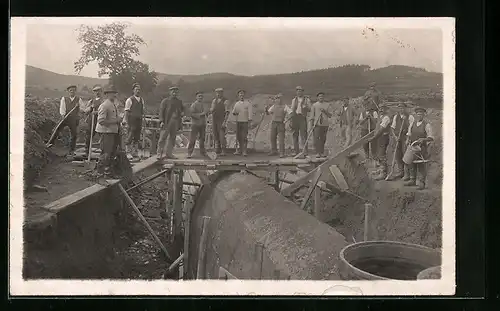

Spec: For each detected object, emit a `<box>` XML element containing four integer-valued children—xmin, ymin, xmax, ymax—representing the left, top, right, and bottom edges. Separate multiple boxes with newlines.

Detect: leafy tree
<box><xmin>73</xmin><ymin>22</ymin><xmax>157</xmax><ymax>94</ymax></box>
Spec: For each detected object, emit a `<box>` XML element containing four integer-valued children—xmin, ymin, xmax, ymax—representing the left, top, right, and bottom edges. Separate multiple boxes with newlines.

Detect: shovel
<box><xmin>385</xmin><ymin>120</ymin><xmax>405</xmax><ymax>181</ymax></box>
<box><xmin>294</xmin><ymin>111</ymin><xmax>322</xmax><ymax>159</ymax></box>
<box><xmin>85</xmin><ymin>112</ymin><xmax>98</xmax><ymax>170</ymax></box>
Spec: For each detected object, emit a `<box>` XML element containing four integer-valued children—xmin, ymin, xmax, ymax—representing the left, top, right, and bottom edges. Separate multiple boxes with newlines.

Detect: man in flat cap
<box><xmin>83</xmin><ymin>85</ymin><xmax>104</xmax><ymax>155</ymax></box>
<box><xmin>123</xmin><ymin>82</ymin><xmax>145</xmax><ymax>161</ymax></box>
<box><xmin>231</xmin><ymin>89</ymin><xmax>253</xmax><ymax>156</ymax></box>
<box><xmin>358</xmin><ymin>98</ymin><xmax>379</xmax><ymax>160</ymax></box>
<box><xmin>157</xmin><ymin>86</ymin><xmax>184</xmax><ymax>159</ymax></box>
<box><xmin>387</xmin><ymin>102</ymin><xmax>415</xmax><ymax>181</ymax></box>
<box><xmin>370</xmin><ymin>104</ymin><xmax>392</xmax><ymax>180</ymax></box>
<box><xmin>95</xmin><ymin>86</ymin><xmax>121</xmax><ymax>177</ymax></box>
<box><xmin>404</xmin><ymin>106</ymin><xmax>434</xmax><ymax>190</ymax></box>
<box><xmin>310</xmin><ymin>92</ymin><xmax>332</xmax><ymax>157</ymax></box>
<box><xmin>338</xmin><ymin>96</ymin><xmax>356</xmax><ymax>148</ymax></box>
<box><xmin>265</xmin><ymin>93</ymin><xmax>291</xmax><ymax>157</ymax></box>
<box><xmin>290</xmin><ymin>86</ymin><xmax>312</xmax><ymax>158</ymax></box>
<box><xmin>210</xmin><ymin>87</ymin><xmax>230</xmax><ymax>156</ymax></box>
<box><xmin>187</xmin><ymin>91</ymin><xmax>209</xmax><ymax>158</ymax></box>
<box><xmin>53</xmin><ymin>85</ymin><xmax>86</xmax><ymax>156</ymax></box>
<box><xmin>364</xmin><ymin>82</ymin><xmax>381</xmax><ymax>111</ymax></box>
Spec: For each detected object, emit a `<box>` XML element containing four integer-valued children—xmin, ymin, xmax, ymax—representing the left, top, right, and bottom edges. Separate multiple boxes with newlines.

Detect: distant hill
<box><xmin>157</xmin><ymin>72</ymin><xmax>240</xmax><ymax>84</ymax></box>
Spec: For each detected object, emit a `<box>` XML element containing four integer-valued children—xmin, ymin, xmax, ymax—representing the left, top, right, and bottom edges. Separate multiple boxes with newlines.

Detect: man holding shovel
<box><xmin>55</xmin><ymin>85</ymin><xmax>86</xmax><ymax>156</ymax></box>
<box><xmin>187</xmin><ymin>92</ymin><xmax>209</xmax><ymax>158</ymax></box>
<box><xmin>386</xmin><ymin>102</ymin><xmax>415</xmax><ymax>181</ymax></box>
<box><xmin>290</xmin><ymin>86</ymin><xmax>311</xmax><ymax>158</ymax></box>
<box><xmin>371</xmin><ymin>105</ymin><xmax>392</xmax><ymax>181</ymax></box>
<box><xmin>265</xmin><ymin>93</ymin><xmax>291</xmax><ymax>157</ymax></box>
<box><xmin>310</xmin><ymin>92</ymin><xmax>332</xmax><ymax>158</ymax></box>
<box><xmin>83</xmin><ymin>85</ymin><xmax>103</xmax><ymax>156</ymax></box>
<box><xmin>210</xmin><ymin>87</ymin><xmax>230</xmax><ymax>156</ymax></box>
<box><xmin>123</xmin><ymin>83</ymin><xmax>145</xmax><ymax>162</ymax></box>
<box><xmin>358</xmin><ymin>99</ymin><xmax>379</xmax><ymax>161</ymax></box>
<box><xmin>403</xmin><ymin>107</ymin><xmax>434</xmax><ymax>190</ymax></box>
<box><xmin>157</xmin><ymin>86</ymin><xmax>184</xmax><ymax>159</ymax></box>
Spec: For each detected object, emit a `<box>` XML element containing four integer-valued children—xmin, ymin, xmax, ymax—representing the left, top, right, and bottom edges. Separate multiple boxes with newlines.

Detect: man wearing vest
<box><xmin>123</xmin><ymin>83</ymin><xmax>145</xmax><ymax>161</ymax></box>
<box><xmin>231</xmin><ymin>89</ymin><xmax>253</xmax><ymax>156</ymax></box>
<box><xmin>83</xmin><ymin>85</ymin><xmax>103</xmax><ymax>155</ymax></box>
<box><xmin>188</xmin><ymin>92</ymin><xmax>209</xmax><ymax>158</ymax></box>
<box><xmin>339</xmin><ymin>96</ymin><xmax>356</xmax><ymax>148</ymax></box>
<box><xmin>96</xmin><ymin>86</ymin><xmax>121</xmax><ymax>177</ymax></box>
<box><xmin>387</xmin><ymin>102</ymin><xmax>415</xmax><ymax>181</ymax></box>
<box><xmin>157</xmin><ymin>86</ymin><xmax>184</xmax><ymax>159</ymax></box>
<box><xmin>265</xmin><ymin>93</ymin><xmax>291</xmax><ymax>157</ymax></box>
<box><xmin>290</xmin><ymin>86</ymin><xmax>311</xmax><ymax>158</ymax></box>
<box><xmin>404</xmin><ymin>107</ymin><xmax>434</xmax><ymax>190</ymax></box>
<box><xmin>56</xmin><ymin>85</ymin><xmax>86</xmax><ymax>156</ymax></box>
<box><xmin>358</xmin><ymin>101</ymin><xmax>379</xmax><ymax>160</ymax></box>
<box><xmin>371</xmin><ymin>105</ymin><xmax>392</xmax><ymax>180</ymax></box>
<box><xmin>364</xmin><ymin>82</ymin><xmax>381</xmax><ymax>111</ymax></box>
<box><xmin>210</xmin><ymin>87</ymin><xmax>230</xmax><ymax>156</ymax></box>
<box><xmin>311</xmin><ymin>92</ymin><xmax>332</xmax><ymax>158</ymax></box>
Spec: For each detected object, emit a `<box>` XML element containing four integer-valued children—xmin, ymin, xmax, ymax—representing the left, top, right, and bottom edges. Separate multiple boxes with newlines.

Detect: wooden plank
<box><xmin>299</xmin><ymin>169</ymin><xmax>323</xmax><ymax>211</ymax></box>
<box><xmin>329</xmin><ymin>165</ymin><xmax>349</xmax><ymax>191</ymax></box>
<box><xmin>281</xmin><ymin>131</ymin><xmax>375</xmax><ymax>197</ymax></box>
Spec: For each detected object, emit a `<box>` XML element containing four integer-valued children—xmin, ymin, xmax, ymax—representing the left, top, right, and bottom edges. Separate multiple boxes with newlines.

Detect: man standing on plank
<box><xmin>290</xmin><ymin>86</ymin><xmax>311</xmax><ymax>158</ymax></box>
<box><xmin>370</xmin><ymin>105</ymin><xmax>392</xmax><ymax>180</ymax></box>
<box><xmin>338</xmin><ymin>96</ymin><xmax>356</xmax><ymax>148</ymax></box>
<box><xmin>95</xmin><ymin>86</ymin><xmax>121</xmax><ymax>178</ymax></box>
<box><xmin>210</xmin><ymin>87</ymin><xmax>230</xmax><ymax>156</ymax></box>
<box><xmin>157</xmin><ymin>86</ymin><xmax>184</xmax><ymax>159</ymax></box>
<box><xmin>83</xmin><ymin>85</ymin><xmax>103</xmax><ymax>155</ymax></box>
<box><xmin>265</xmin><ymin>93</ymin><xmax>290</xmax><ymax>157</ymax></box>
<box><xmin>404</xmin><ymin>106</ymin><xmax>434</xmax><ymax>190</ymax></box>
<box><xmin>187</xmin><ymin>91</ymin><xmax>209</xmax><ymax>158</ymax></box>
<box><xmin>387</xmin><ymin>102</ymin><xmax>415</xmax><ymax>181</ymax></box>
<box><xmin>231</xmin><ymin>89</ymin><xmax>253</xmax><ymax>156</ymax></box>
<box><xmin>123</xmin><ymin>82</ymin><xmax>145</xmax><ymax>161</ymax></box>
<box><xmin>358</xmin><ymin>99</ymin><xmax>379</xmax><ymax>160</ymax></box>
<box><xmin>56</xmin><ymin>85</ymin><xmax>86</xmax><ymax>156</ymax></box>
<box><xmin>310</xmin><ymin>92</ymin><xmax>332</xmax><ymax>158</ymax></box>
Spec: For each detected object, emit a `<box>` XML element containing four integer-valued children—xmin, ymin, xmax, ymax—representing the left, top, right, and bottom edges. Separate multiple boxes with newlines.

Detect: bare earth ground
<box><xmin>22</xmin><ymin>93</ymin><xmax>443</xmax><ymax>278</ymax></box>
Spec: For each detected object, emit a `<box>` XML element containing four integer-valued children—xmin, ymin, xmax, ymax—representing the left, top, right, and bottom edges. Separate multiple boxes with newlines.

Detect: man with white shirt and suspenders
<box><xmin>123</xmin><ymin>83</ymin><xmax>145</xmax><ymax>161</ymax></box>
<box><xmin>265</xmin><ymin>93</ymin><xmax>290</xmax><ymax>157</ymax></box>
<box><xmin>231</xmin><ymin>89</ymin><xmax>253</xmax><ymax>156</ymax></box>
<box><xmin>56</xmin><ymin>85</ymin><xmax>86</xmax><ymax>156</ymax></box>
<box><xmin>290</xmin><ymin>86</ymin><xmax>311</xmax><ymax>158</ymax></box>
<box><xmin>387</xmin><ymin>102</ymin><xmax>415</xmax><ymax>181</ymax></box>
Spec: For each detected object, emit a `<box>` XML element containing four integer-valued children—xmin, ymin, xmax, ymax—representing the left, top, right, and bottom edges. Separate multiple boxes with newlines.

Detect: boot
<box><xmin>404</xmin><ymin>179</ymin><xmax>416</xmax><ymax>186</ymax></box>
<box><xmin>220</xmin><ymin>149</ymin><xmax>226</xmax><ymax>156</ymax></box>
<box><xmin>268</xmin><ymin>151</ymin><xmax>278</xmax><ymax>156</ymax></box>
<box><xmin>373</xmin><ymin>169</ymin><xmax>387</xmax><ymax>181</ymax></box>
<box><xmin>402</xmin><ymin>165</ymin><xmax>411</xmax><ymax>181</ymax></box>
<box><xmin>417</xmin><ymin>182</ymin><xmax>426</xmax><ymax>190</ymax></box>
<box><xmin>279</xmin><ymin>152</ymin><xmax>285</xmax><ymax>158</ymax></box>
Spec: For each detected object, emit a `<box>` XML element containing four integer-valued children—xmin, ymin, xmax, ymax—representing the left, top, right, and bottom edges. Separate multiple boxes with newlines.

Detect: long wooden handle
<box><xmin>46</xmin><ymin>104</ymin><xmax>80</xmax><ymax>147</ymax></box>
<box><xmin>385</xmin><ymin>121</ymin><xmax>405</xmax><ymax>179</ymax></box>
<box><xmin>87</xmin><ymin>112</ymin><xmax>95</xmax><ymax>162</ymax></box>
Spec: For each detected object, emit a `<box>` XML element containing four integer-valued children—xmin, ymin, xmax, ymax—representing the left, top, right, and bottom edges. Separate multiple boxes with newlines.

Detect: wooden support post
<box><xmin>150</xmin><ymin>130</ymin><xmax>158</xmax><ymax>156</ymax></box>
<box><xmin>281</xmin><ymin>131</ymin><xmax>375</xmax><ymax>197</ymax></box>
<box><xmin>273</xmin><ymin>170</ymin><xmax>280</xmax><ymax>192</ymax></box>
<box><xmin>172</xmin><ymin>169</ymin><xmax>184</xmax><ymax>253</ymax></box>
<box><xmin>299</xmin><ymin>169</ymin><xmax>323</xmax><ymax>211</ymax></box>
<box><xmin>117</xmin><ymin>184</ymin><xmax>172</xmax><ymax>261</ymax></box>
<box><xmin>196</xmin><ymin>216</ymin><xmax>211</xmax><ymax>279</ymax></box>
<box><xmin>313</xmin><ymin>185</ymin><xmax>321</xmax><ymax>218</ymax></box>
<box><xmin>183</xmin><ymin>199</ymin><xmax>192</xmax><ymax>280</ymax></box>
<box><xmin>166</xmin><ymin>253</ymin><xmax>184</xmax><ymax>273</ymax></box>
<box><xmin>364</xmin><ymin>203</ymin><xmax>373</xmax><ymax>241</ymax></box>
<box><xmin>255</xmin><ymin>242</ymin><xmax>265</xmax><ymax>280</ymax></box>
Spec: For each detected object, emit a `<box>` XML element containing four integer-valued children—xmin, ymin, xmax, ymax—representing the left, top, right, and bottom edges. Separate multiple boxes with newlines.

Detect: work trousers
<box><xmin>341</xmin><ymin>124</ymin><xmax>353</xmax><ymax>148</ymax></box>
<box><xmin>360</xmin><ymin>128</ymin><xmax>377</xmax><ymax>159</ymax></box>
<box><xmin>85</xmin><ymin>114</ymin><xmax>98</xmax><ymax>152</ymax></box>
<box><xmin>235</xmin><ymin>121</ymin><xmax>249</xmax><ymax>154</ymax></box>
<box><xmin>157</xmin><ymin>119</ymin><xmax>180</xmax><ymax>157</ymax></box>
<box><xmin>394</xmin><ymin>139</ymin><xmax>406</xmax><ymax>174</ymax></box>
<box><xmin>126</xmin><ymin>116</ymin><xmax>142</xmax><ymax>145</ymax></box>
<box><xmin>407</xmin><ymin>145</ymin><xmax>428</xmax><ymax>186</ymax></box>
<box><xmin>376</xmin><ymin>134</ymin><xmax>390</xmax><ymax>173</ymax></box>
<box><xmin>98</xmin><ymin>132</ymin><xmax>119</xmax><ymax>174</ymax></box>
<box><xmin>212</xmin><ymin>120</ymin><xmax>227</xmax><ymax>153</ymax></box>
<box><xmin>291</xmin><ymin>114</ymin><xmax>308</xmax><ymax>154</ymax></box>
<box><xmin>270</xmin><ymin>121</ymin><xmax>285</xmax><ymax>154</ymax></box>
<box><xmin>313</xmin><ymin>125</ymin><xmax>329</xmax><ymax>155</ymax></box>
<box><xmin>188</xmin><ymin>123</ymin><xmax>206</xmax><ymax>155</ymax></box>
<box><xmin>54</xmin><ymin>116</ymin><xmax>79</xmax><ymax>152</ymax></box>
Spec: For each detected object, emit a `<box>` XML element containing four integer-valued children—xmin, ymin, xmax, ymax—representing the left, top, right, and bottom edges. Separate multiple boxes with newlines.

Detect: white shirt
<box><xmin>124</xmin><ymin>95</ymin><xmax>144</xmax><ymax>111</ymax></box>
<box><xmin>406</xmin><ymin>120</ymin><xmax>434</xmax><ymax>139</ymax></box>
<box><xmin>60</xmin><ymin>96</ymin><xmax>86</xmax><ymax>117</ymax></box>
<box><xmin>268</xmin><ymin>104</ymin><xmax>292</xmax><ymax>115</ymax></box>
<box><xmin>231</xmin><ymin>100</ymin><xmax>253</xmax><ymax>122</ymax></box>
<box><xmin>292</xmin><ymin>96</ymin><xmax>311</xmax><ymax>115</ymax></box>
<box><xmin>379</xmin><ymin>115</ymin><xmax>391</xmax><ymax>128</ymax></box>
<box><xmin>391</xmin><ymin>113</ymin><xmax>415</xmax><ymax>130</ymax></box>
<box><xmin>359</xmin><ymin>110</ymin><xmax>378</xmax><ymax>121</ymax></box>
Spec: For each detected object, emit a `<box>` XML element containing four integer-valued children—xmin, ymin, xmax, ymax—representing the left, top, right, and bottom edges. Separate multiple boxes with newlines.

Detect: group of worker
<box><xmin>54</xmin><ymin>81</ymin><xmax>433</xmax><ymax>188</ymax></box>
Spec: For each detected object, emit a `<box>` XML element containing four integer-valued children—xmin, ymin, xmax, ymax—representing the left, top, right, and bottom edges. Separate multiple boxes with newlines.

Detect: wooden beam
<box><xmin>183</xmin><ymin>200</ymin><xmax>192</xmax><ymax>280</ymax></box>
<box><xmin>126</xmin><ymin>169</ymin><xmax>168</xmax><ymax>192</ymax></box>
<box><xmin>314</xmin><ymin>184</ymin><xmax>321</xmax><ymax>218</ymax></box>
<box><xmin>196</xmin><ymin>216</ymin><xmax>211</xmax><ymax>279</ymax></box>
<box><xmin>329</xmin><ymin>165</ymin><xmax>349</xmax><ymax>191</ymax></box>
<box><xmin>172</xmin><ymin>170</ymin><xmax>184</xmax><ymax>243</ymax></box>
<box><xmin>281</xmin><ymin>131</ymin><xmax>375</xmax><ymax>197</ymax></box>
<box><xmin>299</xmin><ymin>169</ymin><xmax>323</xmax><ymax>211</ymax></box>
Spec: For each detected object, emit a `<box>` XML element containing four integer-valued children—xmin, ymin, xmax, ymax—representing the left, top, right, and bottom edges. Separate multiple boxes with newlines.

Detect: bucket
<box><xmin>403</xmin><ymin>141</ymin><xmax>421</xmax><ymax>165</ymax></box>
<box><xmin>417</xmin><ymin>266</ymin><xmax>441</xmax><ymax>280</ymax></box>
<box><xmin>339</xmin><ymin>241</ymin><xmax>441</xmax><ymax>280</ymax></box>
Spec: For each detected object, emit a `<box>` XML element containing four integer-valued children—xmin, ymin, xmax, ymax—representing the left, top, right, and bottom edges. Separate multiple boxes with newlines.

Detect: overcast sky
<box><xmin>26</xmin><ymin>21</ymin><xmax>443</xmax><ymax>78</ymax></box>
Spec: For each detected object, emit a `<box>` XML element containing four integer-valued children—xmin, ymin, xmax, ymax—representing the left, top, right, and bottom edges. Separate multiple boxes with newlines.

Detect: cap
<box><xmin>397</xmin><ymin>102</ymin><xmax>407</xmax><ymax>108</ymax></box>
<box><xmin>296</xmin><ymin>86</ymin><xmax>304</xmax><ymax>90</ymax></box>
<box><xmin>67</xmin><ymin>85</ymin><xmax>77</xmax><ymax>91</ymax></box>
<box><xmin>215</xmin><ymin>88</ymin><xmax>224</xmax><ymax>92</ymax></box>
<box><xmin>276</xmin><ymin>93</ymin><xmax>283</xmax><ymax>97</ymax></box>
<box><xmin>92</xmin><ymin>85</ymin><xmax>102</xmax><ymax>91</ymax></box>
<box><xmin>369</xmin><ymin>82</ymin><xmax>376</xmax><ymax>87</ymax></box>
<box><xmin>378</xmin><ymin>104</ymin><xmax>388</xmax><ymax>111</ymax></box>
<box><xmin>104</xmin><ymin>86</ymin><xmax>118</xmax><ymax>94</ymax></box>
<box><xmin>237</xmin><ymin>89</ymin><xmax>245</xmax><ymax>94</ymax></box>
<box><xmin>317</xmin><ymin>92</ymin><xmax>325</xmax><ymax>96</ymax></box>
<box><xmin>132</xmin><ymin>83</ymin><xmax>141</xmax><ymax>89</ymax></box>
<box><xmin>195</xmin><ymin>91</ymin><xmax>203</xmax><ymax>96</ymax></box>
<box><xmin>414</xmin><ymin>106</ymin><xmax>426</xmax><ymax>113</ymax></box>
<box><xmin>169</xmin><ymin>86</ymin><xmax>179</xmax><ymax>91</ymax></box>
